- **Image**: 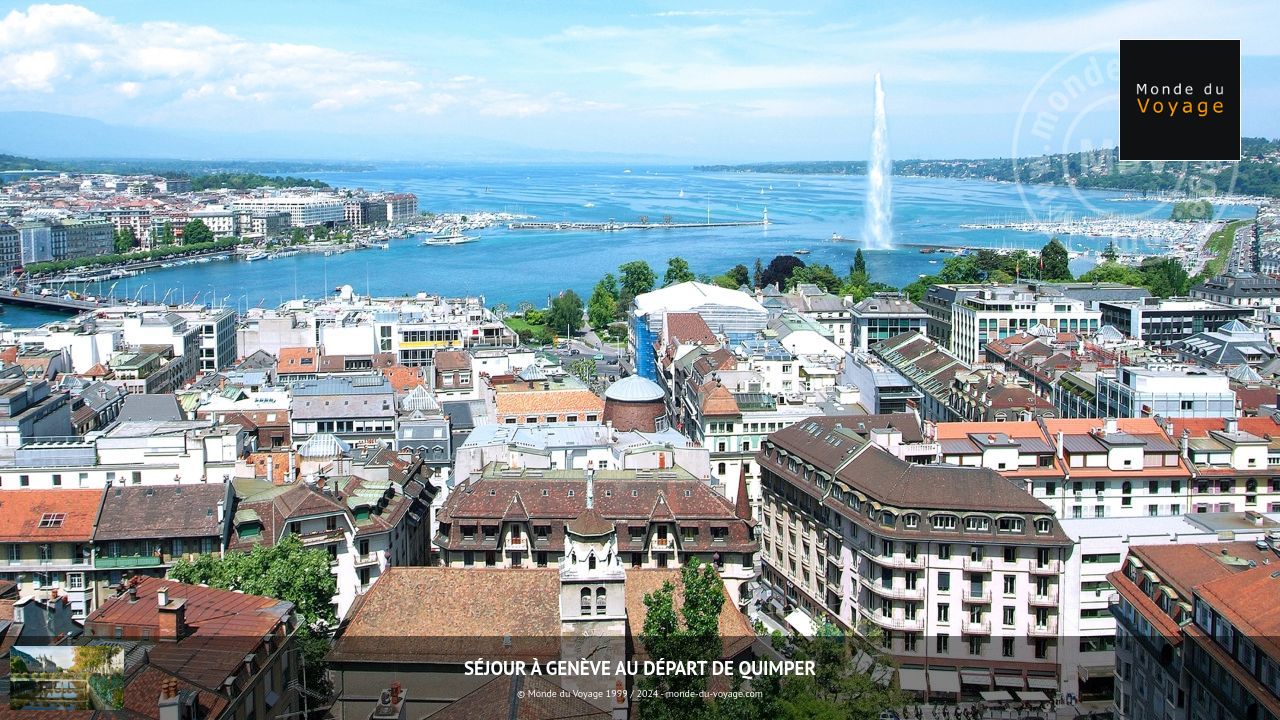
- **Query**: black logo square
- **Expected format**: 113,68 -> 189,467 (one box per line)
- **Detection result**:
1119,39 -> 1240,161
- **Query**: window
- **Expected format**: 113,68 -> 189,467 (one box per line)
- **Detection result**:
596,588 -> 608,615
1003,546 -> 1017,563
37,513 -> 65,529
937,572 -> 950,592
1003,575 -> 1016,595
1035,518 -> 1051,534
1003,607 -> 1015,626
485,551 -> 496,567
580,588 -> 592,616
937,603 -> 950,622
19,475 -> 29,487
996,517 -> 1023,533
51,474 -> 61,487
1002,637 -> 1015,657
936,635 -> 949,654
938,544 -> 951,560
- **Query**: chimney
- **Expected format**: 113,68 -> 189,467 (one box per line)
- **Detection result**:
216,498 -> 225,524
128,585 -> 138,603
585,463 -> 595,509
1055,431 -> 1064,460
1103,418 -> 1118,435
1225,417 -> 1239,434
158,593 -> 187,642
370,683 -> 408,720
157,586 -> 168,607
1180,429 -> 1190,459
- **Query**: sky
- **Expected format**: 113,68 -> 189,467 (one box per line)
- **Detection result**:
0,1 -> 1278,162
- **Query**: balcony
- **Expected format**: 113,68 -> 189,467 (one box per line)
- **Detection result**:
353,552 -> 381,567
96,555 -> 164,569
864,579 -> 925,601
963,588 -> 992,603
868,613 -> 924,631
5,558 -> 93,570
1029,593 -> 1059,607
506,536 -> 527,550
651,537 -> 675,552
299,529 -> 346,547
1028,618 -> 1059,636
963,557 -> 993,571
1029,560 -> 1062,575
860,548 -> 924,569
962,619 -> 992,634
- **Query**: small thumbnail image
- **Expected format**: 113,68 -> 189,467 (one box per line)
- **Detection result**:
8,645 -> 125,711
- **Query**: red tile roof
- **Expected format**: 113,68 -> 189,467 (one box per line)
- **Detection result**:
433,349 -> 472,371
0,489 -> 101,542
380,364 -> 425,393
665,312 -> 718,346
1169,416 -> 1280,438
276,347 -> 317,374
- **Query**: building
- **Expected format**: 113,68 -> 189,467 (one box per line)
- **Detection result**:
950,285 -> 1101,364
758,416 -> 1074,698
242,210 -> 291,239
630,282 -> 769,381
1098,297 -> 1252,346
850,293 -> 929,352
290,376 -> 397,446
1169,416 -> 1280,514
431,349 -> 474,398
0,222 -> 21,272
82,576 -> 300,720
187,207 -> 240,238
1174,319 -> 1279,371
0,365 -> 74,463
488,369 -> 604,426
1108,541 -> 1280,720
228,443 -> 435,618
328,564 -> 755,720
433,463 -> 758,605
0,488 -> 100,617
839,351 -> 924,415
16,216 -> 113,264
230,195 -> 345,227
91,484 -> 230,603
602,375 -> 667,432
774,284 -> 855,351
1191,270 -> 1280,317
1093,365 -> 1238,419
95,206 -> 154,245
384,193 -> 418,223
871,331 -> 970,422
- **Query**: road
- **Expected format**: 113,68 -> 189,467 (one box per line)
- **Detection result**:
545,335 -> 626,382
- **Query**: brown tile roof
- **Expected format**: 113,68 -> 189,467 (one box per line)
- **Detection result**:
698,381 -> 739,416
245,450 -> 297,485
665,312 -> 718,346
567,507 -> 614,536
434,349 -> 472,371
276,346 -> 317,374
380,364 -> 425,393
1195,564 -> 1280,660
1129,542 -> 1269,600
329,567 -> 563,664
123,665 -> 230,720
85,577 -> 292,691
82,362 -> 112,378
495,390 -> 604,418
94,484 -> 226,542
0,489 -> 101,542
1169,416 -> 1280,438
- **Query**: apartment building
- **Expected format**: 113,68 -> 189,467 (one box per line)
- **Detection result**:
230,195 -> 345,227
433,464 -> 759,605
1109,541 -> 1280,720
289,375 -> 397,446
0,222 -> 21,272
83,577 -> 301,720
759,416 -> 1073,699
1098,297 -> 1252,346
1169,416 -> 1280,514
1191,270 -> 1280,317
773,283 -> 855,351
0,365 -> 74,462
0,488 -> 100,617
950,285 -> 1101,364
384,193 -> 419,223
872,331 -> 970,422
630,281 -> 769,381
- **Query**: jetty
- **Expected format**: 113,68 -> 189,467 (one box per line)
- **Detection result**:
508,211 -> 770,233
0,289 -> 106,312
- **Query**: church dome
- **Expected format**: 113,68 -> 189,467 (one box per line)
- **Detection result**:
604,375 -> 664,403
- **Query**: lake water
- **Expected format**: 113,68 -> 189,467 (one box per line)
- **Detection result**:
5,165 -> 1255,327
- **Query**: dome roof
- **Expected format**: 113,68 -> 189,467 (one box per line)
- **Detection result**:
298,433 -> 351,459
604,375 -> 664,402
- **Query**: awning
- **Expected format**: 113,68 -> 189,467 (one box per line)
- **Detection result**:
994,674 -> 1023,688
928,668 -> 961,694
785,609 -> 816,638
1017,690 -> 1050,702
980,690 -> 1013,702
898,667 -> 928,692
1026,677 -> 1058,690
961,669 -> 991,685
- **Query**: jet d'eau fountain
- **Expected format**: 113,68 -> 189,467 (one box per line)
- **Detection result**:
863,73 -> 893,250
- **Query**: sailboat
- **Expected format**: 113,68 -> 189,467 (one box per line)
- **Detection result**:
679,189 -> 685,198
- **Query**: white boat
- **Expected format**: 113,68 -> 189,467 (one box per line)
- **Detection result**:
831,232 -> 846,241
583,202 -> 596,208
424,230 -> 479,246
794,249 -> 811,255
243,251 -> 268,262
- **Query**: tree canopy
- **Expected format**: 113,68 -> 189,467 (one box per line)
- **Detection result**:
1039,238 -> 1072,281
546,289 -> 585,336
758,255 -> 806,290
181,218 -> 214,246
664,256 -> 696,286
588,274 -> 620,329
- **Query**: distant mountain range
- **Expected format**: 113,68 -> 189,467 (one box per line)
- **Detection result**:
697,138 -> 1280,197
0,111 -> 676,166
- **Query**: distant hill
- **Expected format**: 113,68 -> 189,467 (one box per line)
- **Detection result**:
0,153 -> 48,171
697,138 -> 1280,198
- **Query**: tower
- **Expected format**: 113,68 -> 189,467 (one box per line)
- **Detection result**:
558,467 -> 628,720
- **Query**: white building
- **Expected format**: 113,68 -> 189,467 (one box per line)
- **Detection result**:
231,195 -> 345,227
951,286 -> 1101,364
1094,365 -> 1237,419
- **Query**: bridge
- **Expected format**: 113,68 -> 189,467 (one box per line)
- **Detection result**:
0,289 -> 104,313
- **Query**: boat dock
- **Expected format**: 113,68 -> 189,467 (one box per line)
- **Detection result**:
508,214 -> 769,233
0,289 -> 105,312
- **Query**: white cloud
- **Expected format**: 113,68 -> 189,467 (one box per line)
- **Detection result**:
0,50 -> 60,91
115,81 -> 140,98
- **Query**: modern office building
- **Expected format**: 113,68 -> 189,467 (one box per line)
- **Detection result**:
1191,270 -> 1280,317
231,195 -> 345,227
1098,297 -> 1252,346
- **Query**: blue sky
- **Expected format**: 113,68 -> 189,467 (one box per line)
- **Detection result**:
0,1 -> 1277,161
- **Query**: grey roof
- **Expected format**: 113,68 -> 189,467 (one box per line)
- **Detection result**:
400,385 -> 440,414
116,393 -> 183,423
604,375 -> 664,402
292,392 -> 395,419
292,375 -> 392,396
94,484 -> 226,541
78,381 -> 124,412
441,400 -> 477,429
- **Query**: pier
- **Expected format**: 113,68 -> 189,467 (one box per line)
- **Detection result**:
508,213 -> 769,233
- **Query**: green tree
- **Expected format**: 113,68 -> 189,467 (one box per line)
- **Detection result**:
619,260 -> 656,298
588,277 -> 619,330
113,228 -> 136,254
313,225 -> 330,241
637,558 -> 725,720
724,264 -> 750,288
546,289 -> 585,336
158,222 -> 176,246
1039,238 -> 1072,280
1102,240 -> 1119,262
567,357 -> 597,385
767,623 -> 907,720
182,219 -> 214,246
664,256 -> 696,286
752,258 -> 764,288
169,534 -> 337,702
853,249 -> 867,276
1140,257 -> 1191,297
759,255 -> 806,289
789,263 -> 842,293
